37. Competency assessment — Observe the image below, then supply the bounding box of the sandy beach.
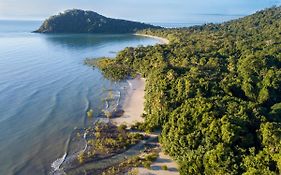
[112,76,145,126]
[134,33,170,44]
[111,74,179,175]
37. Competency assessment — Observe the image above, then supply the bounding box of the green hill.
[35,9,161,33]
[90,6,281,174]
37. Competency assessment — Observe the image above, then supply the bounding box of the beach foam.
[50,153,67,173]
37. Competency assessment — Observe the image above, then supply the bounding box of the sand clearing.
[112,76,145,126]
[137,151,179,175]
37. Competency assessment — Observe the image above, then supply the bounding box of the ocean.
[0,20,161,174]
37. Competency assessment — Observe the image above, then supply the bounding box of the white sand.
[111,76,145,126]
[137,151,179,175]
[134,34,170,44]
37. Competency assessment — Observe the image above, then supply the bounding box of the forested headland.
[35,9,161,33]
[87,6,281,174]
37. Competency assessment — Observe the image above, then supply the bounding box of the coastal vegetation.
[35,9,161,33]
[76,123,143,164]
[85,58,134,81]
[72,122,162,175]
[88,6,281,174]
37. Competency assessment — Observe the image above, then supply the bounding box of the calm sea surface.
[0,20,161,175]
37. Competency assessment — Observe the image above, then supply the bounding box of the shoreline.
[134,33,170,44]
[55,34,172,174]
[111,75,145,126]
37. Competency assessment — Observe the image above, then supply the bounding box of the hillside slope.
[92,6,281,174]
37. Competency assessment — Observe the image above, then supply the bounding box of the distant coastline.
[134,33,169,44]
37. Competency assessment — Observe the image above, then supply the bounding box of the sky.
[0,0,280,23]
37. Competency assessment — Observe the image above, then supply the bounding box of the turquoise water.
[0,20,160,175]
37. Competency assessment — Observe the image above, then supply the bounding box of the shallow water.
[0,20,160,175]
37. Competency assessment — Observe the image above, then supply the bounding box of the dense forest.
[35,9,160,33]
[90,6,281,174]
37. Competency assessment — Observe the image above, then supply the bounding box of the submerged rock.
[111,109,125,118]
